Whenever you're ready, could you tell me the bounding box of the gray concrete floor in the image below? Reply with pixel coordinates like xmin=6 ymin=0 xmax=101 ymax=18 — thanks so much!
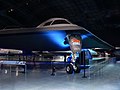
xmin=0 ymin=62 xmax=120 ymax=90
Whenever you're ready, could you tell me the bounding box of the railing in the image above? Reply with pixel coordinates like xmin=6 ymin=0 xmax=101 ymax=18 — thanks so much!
xmin=87 ymin=57 xmax=116 ymax=78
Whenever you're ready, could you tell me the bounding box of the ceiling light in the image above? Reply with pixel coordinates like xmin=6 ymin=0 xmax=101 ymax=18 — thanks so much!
xmin=8 ymin=9 xmax=14 ymax=12
xmin=26 ymin=3 xmax=29 ymax=5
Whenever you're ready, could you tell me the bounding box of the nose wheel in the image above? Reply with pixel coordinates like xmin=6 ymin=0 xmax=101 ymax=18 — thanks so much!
xmin=66 ymin=64 xmax=74 ymax=74
xmin=74 ymin=64 xmax=81 ymax=73
xmin=66 ymin=63 xmax=81 ymax=74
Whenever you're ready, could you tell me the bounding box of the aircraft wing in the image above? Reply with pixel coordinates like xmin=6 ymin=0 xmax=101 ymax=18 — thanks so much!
xmin=78 ymin=27 xmax=114 ymax=49
xmin=0 ymin=27 xmax=114 ymax=51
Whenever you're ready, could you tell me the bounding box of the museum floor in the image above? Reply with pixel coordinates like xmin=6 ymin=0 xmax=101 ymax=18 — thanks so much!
xmin=0 ymin=61 xmax=120 ymax=90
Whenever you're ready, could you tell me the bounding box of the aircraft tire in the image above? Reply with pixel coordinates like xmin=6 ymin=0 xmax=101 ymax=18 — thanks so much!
xmin=74 ymin=64 xmax=81 ymax=73
xmin=66 ymin=64 xmax=73 ymax=74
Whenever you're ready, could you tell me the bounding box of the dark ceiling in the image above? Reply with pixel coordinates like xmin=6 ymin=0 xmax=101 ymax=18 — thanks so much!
xmin=0 ymin=0 xmax=120 ymax=47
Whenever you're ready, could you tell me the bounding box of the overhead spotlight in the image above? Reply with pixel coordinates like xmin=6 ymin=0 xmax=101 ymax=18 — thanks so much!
xmin=10 ymin=9 xmax=14 ymax=11
xmin=8 ymin=10 xmax=11 ymax=12
xmin=26 ymin=3 xmax=29 ymax=5
xmin=8 ymin=9 xmax=14 ymax=12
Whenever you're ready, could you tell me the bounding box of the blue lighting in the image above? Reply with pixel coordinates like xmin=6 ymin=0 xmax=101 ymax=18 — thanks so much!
xmin=46 ymin=31 xmax=69 ymax=48
xmin=81 ymin=34 xmax=92 ymax=40
xmin=81 ymin=49 xmax=87 ymax=51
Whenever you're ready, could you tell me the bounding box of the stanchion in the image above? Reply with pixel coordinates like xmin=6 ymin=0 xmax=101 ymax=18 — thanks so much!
xmin=82 ymin=51 xmax=87 ymax=78
xmin=16 ymin=66 xmax=19 ymax=76
xmin=51 ymin=57 xmax=56 ymax=76
xmin=51 ymin=66 xmax=56 ymax=76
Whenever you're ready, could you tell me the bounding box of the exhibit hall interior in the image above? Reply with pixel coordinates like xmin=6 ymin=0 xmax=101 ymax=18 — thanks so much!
xmin=0 ymin=0 xmax=120 ymax=90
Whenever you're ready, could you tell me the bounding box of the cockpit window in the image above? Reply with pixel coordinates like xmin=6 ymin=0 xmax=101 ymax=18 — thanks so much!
xmin=52 ymin=20 xmax=70 ymax=25
xmin=44 ymin=21 xmax=52 ymax=26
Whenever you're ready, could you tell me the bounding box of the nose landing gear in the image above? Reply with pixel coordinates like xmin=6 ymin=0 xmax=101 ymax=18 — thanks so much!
xmin=65 ymin=34 xmax=82 ymax=74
